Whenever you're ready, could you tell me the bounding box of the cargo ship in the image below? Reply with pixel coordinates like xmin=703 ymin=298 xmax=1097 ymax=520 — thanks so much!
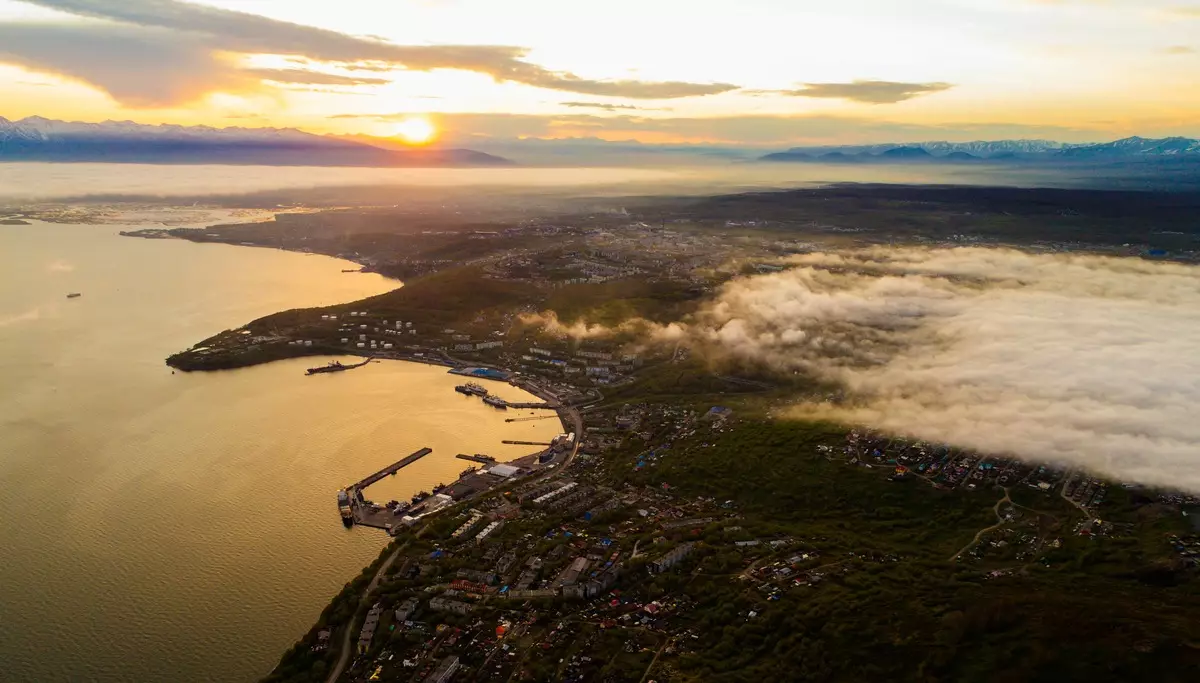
xmin=455 ymin=382 xmax=488 ymax=397
xmin=337 ymin=490 xmax=354 ymax=526
xmin=483 ymin=395 xmax=508 ymax=409
xmin=306 ymin=358 xmax=371 ymax=375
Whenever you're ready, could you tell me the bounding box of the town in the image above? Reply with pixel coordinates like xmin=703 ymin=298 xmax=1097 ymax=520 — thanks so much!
xmin=126 ymin=188 xmax=1200 ymax=683
xmin=263 ymin=377 xmax=1200 ymax=683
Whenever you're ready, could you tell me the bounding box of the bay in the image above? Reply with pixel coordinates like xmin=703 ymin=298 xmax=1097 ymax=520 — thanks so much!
xmin=0 ymin=221 xmax=559 ymax=682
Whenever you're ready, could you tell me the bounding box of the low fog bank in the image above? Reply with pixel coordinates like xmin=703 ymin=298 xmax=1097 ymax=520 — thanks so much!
xmin=1 ymin=158 xmax=1183 ymax=205
xmin=721 ymin=249 xmax=1200 ymax=492
xmin=545 ymin=247 xmax=1200 ymax=492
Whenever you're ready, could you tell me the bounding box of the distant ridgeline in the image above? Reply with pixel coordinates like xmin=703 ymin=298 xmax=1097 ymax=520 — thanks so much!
xmin=0 ymin=116 xmax=512 ymax=167
xmin=759 ymin=136 xmax=1200 ymax=163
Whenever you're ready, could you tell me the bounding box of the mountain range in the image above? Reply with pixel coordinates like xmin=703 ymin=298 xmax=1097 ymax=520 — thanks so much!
xmin=0 ymin=116 xmax=512 ymax=167
xmin=760 ymin=137 xmax=1200 ymax=163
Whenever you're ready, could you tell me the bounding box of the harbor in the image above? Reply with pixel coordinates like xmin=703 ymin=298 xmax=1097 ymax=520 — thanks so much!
xmin=333 ymin=370 xmax=583 ymax=535
xmin=350 ymin=447 xmax=432 ymax=490
xmin=339 ymin=447 xmax=434 ymax=531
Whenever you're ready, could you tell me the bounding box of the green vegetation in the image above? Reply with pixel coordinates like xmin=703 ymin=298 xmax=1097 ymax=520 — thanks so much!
xmin=543 ymin=277 xmax=708 ymax=327
xmin=601 ymin=419 xmax=1200 ymax=682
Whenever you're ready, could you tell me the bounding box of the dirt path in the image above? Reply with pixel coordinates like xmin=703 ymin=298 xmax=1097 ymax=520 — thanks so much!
xmin=638 ymin=637 xmax=672 ymax=683
xmin=949 ymin=487 xmax=1011 ymax=562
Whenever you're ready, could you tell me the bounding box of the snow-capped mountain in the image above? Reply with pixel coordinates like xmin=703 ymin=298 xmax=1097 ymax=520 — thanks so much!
xmin=761 ymin=136 xmax=1200 ymax=163
xmin=2 ymin=116 xmax=322 ymax=143
xmin=1059 ymin=136 xmax=1200 ymax=158
xmin=0 ymin=116 xmax=512 ymax=167
xmin=773 ymin=139 xmax=1080 ymax=159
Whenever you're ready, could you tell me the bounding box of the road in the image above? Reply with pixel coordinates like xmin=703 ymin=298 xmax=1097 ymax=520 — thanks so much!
xmin=949 ymin=487 xmax=1011 ymax=562
xmin=325 ymin=535 xmax=416 ymax=683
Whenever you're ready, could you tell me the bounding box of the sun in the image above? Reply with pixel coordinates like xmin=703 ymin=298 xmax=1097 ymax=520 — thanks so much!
xmin=391 ymin=117 xmax=436 ymax=145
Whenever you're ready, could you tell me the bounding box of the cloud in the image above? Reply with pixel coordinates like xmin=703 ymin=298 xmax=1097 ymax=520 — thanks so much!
xmin=519 ymin=311 xmax=665 ymax=340
xmin=1168 ymin=5 xmax=1200 ymax=17
xmin=662 ymin=247 xmax=1200 ymax=492
xmin=2 ymin=0 xmax=736 ymax=104
xmin=245 ymin=68 xmax=390 ymax=87
xmin=560 ymin=101 xmax=670 ymax=112
xmin=0 ymin=22 xmax=253 ymax=107
xmin=1164 ymin=45 xmax=1196 ymax=54
xmin=746 ymin=80 xmax=954 ymax=104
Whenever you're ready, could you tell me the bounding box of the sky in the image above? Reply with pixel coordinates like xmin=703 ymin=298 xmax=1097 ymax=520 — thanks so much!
xmin=0 ymin=0 xmax=1198 ymax=146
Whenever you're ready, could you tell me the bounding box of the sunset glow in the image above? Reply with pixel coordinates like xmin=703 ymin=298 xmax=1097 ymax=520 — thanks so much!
xmin=391 ymin=117 xmax=437 ymax=145
xmin=0 ymin=0 xmax=1196 ymax=145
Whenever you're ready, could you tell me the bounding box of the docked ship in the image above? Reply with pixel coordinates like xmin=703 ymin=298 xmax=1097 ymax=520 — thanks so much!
xmin=483 ymin=395 xmax=508 ymax=409
xmin=337 ymin=490 xmax=354 ymax=527
xmin=306 ymin=358 xmax=370 ymax=375
xmin=455 ymin=382 xmax=489 ymax=397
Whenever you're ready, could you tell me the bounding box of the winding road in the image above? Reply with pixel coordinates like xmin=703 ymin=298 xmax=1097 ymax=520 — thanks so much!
xmin=949 ymin=487 xmax=1011 ymax=562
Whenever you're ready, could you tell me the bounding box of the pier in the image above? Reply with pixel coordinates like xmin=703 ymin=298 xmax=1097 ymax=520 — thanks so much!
xmin=505 ymin=402 xmax=556 ymax=409
xmin=502 ymin=440 xmax=552 ymax=446
xmin=456 ymin=453 xmax=498 ymax=465
xmin=351 ymin=447 xmax=433 ymax=490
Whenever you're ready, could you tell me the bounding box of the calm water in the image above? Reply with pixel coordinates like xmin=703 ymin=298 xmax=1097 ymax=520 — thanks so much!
xmin=0 ymin=222 xmax=560 ymax=682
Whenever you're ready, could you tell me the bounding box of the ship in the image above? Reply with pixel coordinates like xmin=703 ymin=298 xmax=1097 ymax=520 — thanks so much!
xmin=66 ymin=292 xmax=82 ymax=299
xmin=337 ymin=490 xmax=354 ymax=527
xmin=455 ymin=382 xmax=489 ymax=397
xmin=306 ymin=358 xmax=371 ymax=375
xmin=483 ymin=395 xmax=508 ymax=409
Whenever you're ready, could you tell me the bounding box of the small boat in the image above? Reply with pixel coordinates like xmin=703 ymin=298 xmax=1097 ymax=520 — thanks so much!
xmin=66 ymin=292 xmax=82 ymax=299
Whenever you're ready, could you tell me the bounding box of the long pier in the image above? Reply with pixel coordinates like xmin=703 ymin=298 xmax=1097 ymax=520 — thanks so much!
xmin=456 ymin=453 xmax=497 ymax=464
xmin=506 ymin=402 xmax=555 ymax=409
xmin=352 ymin=447 xmax=432 ymax=490
xmin=502 ymin=440 xmax=552 ymax=446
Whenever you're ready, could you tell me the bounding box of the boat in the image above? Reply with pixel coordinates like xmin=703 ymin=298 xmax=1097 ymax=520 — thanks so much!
xmin=483 ymin=395 xmax=509 ymax=409
xmin=66 ymin=292 xmax=82 ymax=299
xmin=455 ymin=382 xmax=489 ymax=397
xmin=306 ymin=358 xmax=371 ymax=375
xmin=337 ymin=490 xmax=354 ymax=527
